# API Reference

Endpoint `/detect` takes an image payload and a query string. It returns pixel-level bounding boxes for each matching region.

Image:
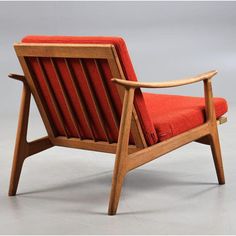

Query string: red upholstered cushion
[21,35,158,145]
[143,93,228,141]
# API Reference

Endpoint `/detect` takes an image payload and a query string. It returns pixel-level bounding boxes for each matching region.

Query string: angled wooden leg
[9,83,31,196]
[209,127,225,184]
[204,79,225,185]
[108,88,135,215]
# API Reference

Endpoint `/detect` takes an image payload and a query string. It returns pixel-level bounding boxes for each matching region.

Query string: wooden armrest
[112,70,217,89]
[9,73,26,82]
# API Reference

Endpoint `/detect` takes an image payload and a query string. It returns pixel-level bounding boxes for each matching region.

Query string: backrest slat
[65,58,97,141]
[94,59,120,130]
[23,57,57,137]
[50,58,82,139]
[80,59,112,143]
[37,57,69,137]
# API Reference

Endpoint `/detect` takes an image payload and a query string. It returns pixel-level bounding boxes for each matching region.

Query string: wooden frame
[9,43,227,215]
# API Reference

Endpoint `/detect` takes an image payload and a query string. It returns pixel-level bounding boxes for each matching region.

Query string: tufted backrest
[18,35,158,146]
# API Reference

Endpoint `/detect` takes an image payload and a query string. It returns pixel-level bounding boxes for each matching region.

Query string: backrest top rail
[14,43,115,58]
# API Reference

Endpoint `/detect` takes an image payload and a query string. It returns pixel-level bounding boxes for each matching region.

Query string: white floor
[0,107,235,235]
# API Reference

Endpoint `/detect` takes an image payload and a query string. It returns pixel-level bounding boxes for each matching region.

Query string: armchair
[9,36,228,215]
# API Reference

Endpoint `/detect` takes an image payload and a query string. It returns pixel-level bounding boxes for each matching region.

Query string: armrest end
[9,73,26,82]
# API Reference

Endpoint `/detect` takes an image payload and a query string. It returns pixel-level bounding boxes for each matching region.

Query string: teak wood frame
[9,43,227,215]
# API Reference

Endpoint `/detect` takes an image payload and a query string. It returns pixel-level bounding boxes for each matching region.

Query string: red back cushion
[21,35,158,145]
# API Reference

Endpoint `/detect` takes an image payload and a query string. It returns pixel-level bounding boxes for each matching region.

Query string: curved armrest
[112,70,217,89]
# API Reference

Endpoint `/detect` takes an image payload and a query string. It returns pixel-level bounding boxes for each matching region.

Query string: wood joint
[26,136,54,158]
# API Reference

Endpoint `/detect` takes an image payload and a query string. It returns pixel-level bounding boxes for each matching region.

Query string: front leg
[108,88,135,215]
[204,79,225,184]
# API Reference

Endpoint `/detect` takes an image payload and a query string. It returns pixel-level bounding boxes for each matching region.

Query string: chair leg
[108,88,135,215]
[209,127,225,185]
[9,83,31,196]
[108,169,126,215]
[204,79,225,185]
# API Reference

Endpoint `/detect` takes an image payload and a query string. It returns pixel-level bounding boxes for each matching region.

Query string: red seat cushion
[21,35,158,145]
[143,93,228,141]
